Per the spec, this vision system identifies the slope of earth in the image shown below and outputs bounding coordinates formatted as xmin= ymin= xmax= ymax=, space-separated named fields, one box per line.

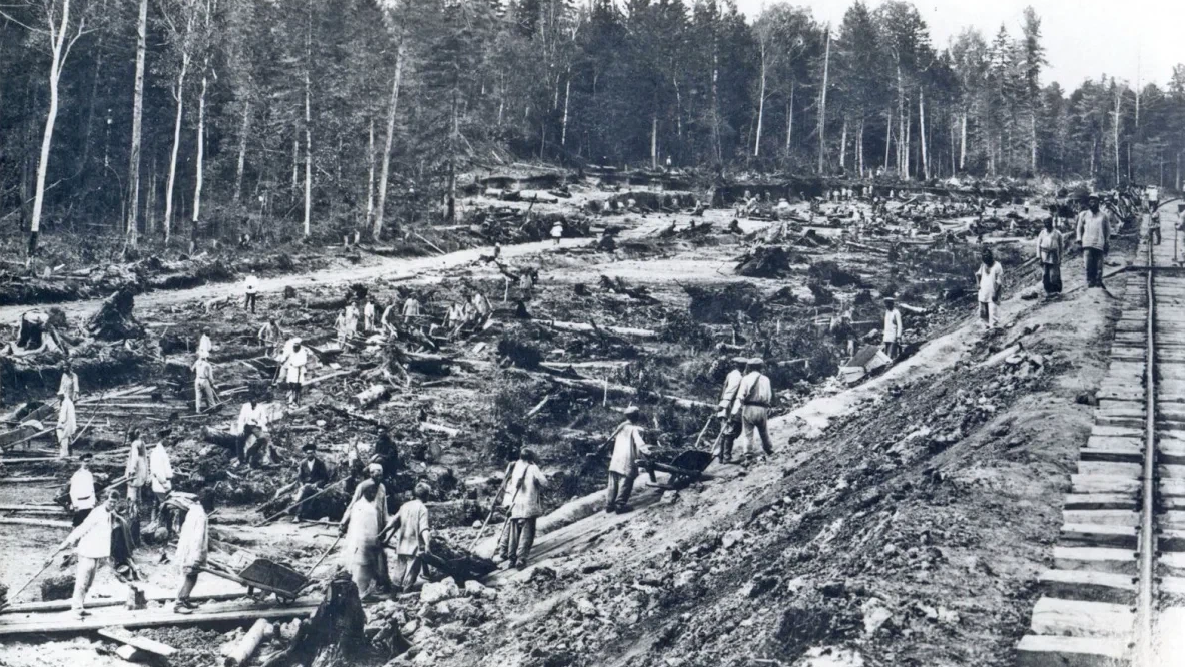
xmin=402 ymin=240 xmax=1133 ymax=667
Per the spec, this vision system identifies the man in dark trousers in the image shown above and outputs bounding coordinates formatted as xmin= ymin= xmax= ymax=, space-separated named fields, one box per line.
xmin=291 ymin=443 xmax=330 ymax=523
xmin=1075 ymin=193 xmax=1113 ymax=288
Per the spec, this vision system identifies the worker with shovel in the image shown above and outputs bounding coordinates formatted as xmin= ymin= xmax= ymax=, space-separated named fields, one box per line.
xmin=496 ymin=448 xmax=549 ymax=570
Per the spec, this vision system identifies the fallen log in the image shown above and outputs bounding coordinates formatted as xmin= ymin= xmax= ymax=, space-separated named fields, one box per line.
xmin=355 ymin=384 xmax=389 ymax=409
xmin=545 ymin=320 xmax=657 ymax=340
xmin=545 ymin=375 xmax=712 ymax=411
xmin=0 ymin=476 xmax=58 ymax=484
xmin=223 ymin=618 xmax=272 ymax=667
xmin=0 ymin=517 xmax=71 ymax=529
xmin=418 ymin=422 xmax=459 ymax=437
xmin=97 ymin=628 xmax=176 ymax=659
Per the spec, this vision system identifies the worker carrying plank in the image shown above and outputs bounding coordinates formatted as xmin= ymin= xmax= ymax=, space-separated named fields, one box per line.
xmin=496 ymin=448 xmax=549 ymax=570
xmin=732 ymin=358 xmax=773 ymax=463
xmin=606 ymin=407 xmax=649 ymax=514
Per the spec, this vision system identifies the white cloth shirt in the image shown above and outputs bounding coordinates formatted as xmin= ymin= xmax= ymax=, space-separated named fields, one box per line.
xmin=58 ymin=372 xmax=79 ymax=401
xmin=391 ymin=499 xmax=430 ymax=556
xmin=150 ymin=444 xmax=173 ymax=493
xmin=281 ymin=347 xmax=309 ymax=384
xmin=193 ymin=358 xmax=214 ymax=384
xmin=1076 ymin=210 xmax=1112 ymax=250
xmin=732 ymin=372 xmax=772 ymax=415
xmin=125 ymin=440 xmax=149 ymax=487
xmin=504 ymin=461 xmax=548 ymax=519
xmin=1036 ymin=229 xmax=1063 ymax=264
xmin=198 ymin=335 xmax=212 ymax=358
xmin=174 ymin=503 xmax=209 ymax=569
xmin=718 ymin=369 xmax=743 ymax=412
xmin=57 ymin=396 xmax=77 ymax=435
xmin=235 ymin=403 xmax=268 ymax=435
xmin=975 ymin=262 xmax=1004 ymax=303
xmin=69 ymin=468 xmax=96 ymax=510
xmin=882 ymin=308 xmax=904 ymax=343
xmin=609 ymin=423 xmax=648 ymax=476
xmin=244 ymin=275 xmax=258 ymax=294
xmin=65 ymin=505 xmax=112 ymax=560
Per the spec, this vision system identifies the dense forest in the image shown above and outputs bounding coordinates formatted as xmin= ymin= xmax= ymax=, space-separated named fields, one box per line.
xmin=1 ymin=0 xmax=1183 ymax=251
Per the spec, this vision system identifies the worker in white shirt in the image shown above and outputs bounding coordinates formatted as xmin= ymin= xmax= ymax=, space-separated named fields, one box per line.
xmin=197 ymin=329 xmax=212 ymax=359
xmin=715 ymin=355 xmax=745 ymax=464
xmin=279 ymin=338 xmax=310 ymax=405
xmin=57 ymin=392 xmax=77 ymax=458
xmin=496 ymin=448 xmax=549 ymax=569
xmin=344 ymin=301 xmax=360 ymax=335
xmin=124 ymin=429 xmax=148 ymax=541
xmin=401 ymin=295 xmax=421 ymax=320
xmin=882 ymin=296 xmax=904 ymax=359
xmin=192 ymin=356 xmax=217 ymax=413
xmin=974 ymin=248 xmax=1005 ymax=330
xmin=173 ymin=489 xmax=213 ymax=614
xmin=55 ymin=489 xmax=119 ymax=618
xmin=257 ymin=318 xmax=283 ymax=355
xmin=243 ymin=273 xmax=259 ymax=313
xmin=58 ymin=361 xmax=80 ymax=402
xmin=362 ymin=297 xmax=376 ymax=332
xmin=732 ymin=358 xmax=773 ymax=462
xmin=605 ymin=407 xmax=649 ymax=514
xmin=234 ymin=397 xmax=269 ymax=465
xmin=149 ymin=438 xmax=174 ymax=527
xmin=69 ymin=452 xmax=97 ymax=526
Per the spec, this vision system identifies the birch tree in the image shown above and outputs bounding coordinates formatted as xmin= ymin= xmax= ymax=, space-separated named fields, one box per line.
xmin=159 ymin=0 xmax=199 ymax=243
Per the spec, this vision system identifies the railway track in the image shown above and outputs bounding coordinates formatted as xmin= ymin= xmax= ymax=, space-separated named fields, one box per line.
xmin=1018 ymin=206 xmax=1185 ymax=666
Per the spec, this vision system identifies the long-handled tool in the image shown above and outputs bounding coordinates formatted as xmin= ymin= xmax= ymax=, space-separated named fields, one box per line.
xmin=469 ymin=465 xmax=512 ymax=551
xmin=304 ymin=533 xmax=343 ymax=579
xmin=0 ymin=555 xmax=58 ymax=612
xmin=690 ymin=414 xmax=715 ymax=450
xmin=491 ymin=478 xmax=524 ymax=557
xmin=253 ymin=479 xmax=345 ymax=527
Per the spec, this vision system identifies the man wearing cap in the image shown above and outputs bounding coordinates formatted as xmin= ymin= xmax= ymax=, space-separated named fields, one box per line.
xmin=715 ymin=356 xmax=745 ymax=464
xmin=1075 ymin=194 xmax=1113 ymax=288
xmin=497 ymin=448 xmax=549 ymax=569
xmin=382 ymin=482 xmax=432 ymax=591
xmin=173 ymin=489 xmax=213 ymax=614
xmin=291 ymin=444 xmax=330 ymax=523
xmin=882 ymin=296 xmax=904 ymax=359
xmin=55 ymin=489 xmax=119 ymax=618
xmin=69 ymin=453 xmax=97 ymax=526
xmin=732 ymin=359 xmax=773 ymax=461
xmin=606 ymin=407 xmax=649 ymax=514
xmin=279 ymin=339 xmax=310 ymax=406
xmin=1036 ymin=217 xmax=1064 ymax=296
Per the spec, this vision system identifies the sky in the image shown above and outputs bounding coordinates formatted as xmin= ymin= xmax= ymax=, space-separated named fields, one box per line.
xmin=734 ymin=0 xmax=1185 ymax=91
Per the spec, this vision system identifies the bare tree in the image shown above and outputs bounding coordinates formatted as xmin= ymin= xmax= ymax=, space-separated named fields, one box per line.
xmin=125 ymin=0 xmax=148 ymax=247
xmin=159 ymin=0 xmax=199 ymax=243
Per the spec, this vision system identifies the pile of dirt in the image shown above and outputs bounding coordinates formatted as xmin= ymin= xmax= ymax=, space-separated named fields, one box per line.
xmin=684 ymin=284 xmax=764 ymax=323
xmin=735 ymin=245 xmax=794 ymax=278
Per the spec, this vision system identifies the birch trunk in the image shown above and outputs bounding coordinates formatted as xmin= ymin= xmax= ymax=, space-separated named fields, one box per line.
xmin=232 ymin=101 xmax=249 ymax=204
xmin=883 ymin=106 xmax=892 ymax=172
xmin=125 ymin=0 xmax=148 ymax=245
xmin=374 ymin=44 xmax=404 ymax=240
xmin=753 ymin=43 xmax=765 ymax=157
xmin=918 ymin=89 xmax=928 ymax=180
xmin=303 ymin=75 xmax=312 ymax=237
xmin=192 ymin=70 xmax=208 ymax=231
xmin=365 ymin=119 xmax=375 ymax=230
xmin=817 ymin=26 xmax=830 ymax=174
xmin=650 ymin=113 xmax=657 ymax=170
xmin=857 ymin=118 xmax=864 ymax=176
xmin=784 ymin=81 xmax=794 ymax=154
xmin=959 ymin=111 xmax=967 ymax=172
xmin=838 ymin=118 xmax=847 ymax=170
xmin=163 ymin=53 xmax=189 ymax=244
xmin=560 ymin=74 xmax=571 ymax=146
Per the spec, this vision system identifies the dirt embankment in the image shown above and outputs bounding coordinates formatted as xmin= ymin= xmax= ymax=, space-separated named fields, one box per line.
xmin=394 ymin=243 xmax=1129 ymax=667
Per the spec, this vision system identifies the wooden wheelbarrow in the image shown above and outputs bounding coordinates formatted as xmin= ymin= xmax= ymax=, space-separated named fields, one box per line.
xmin=198 ymin=557 xmax=309 ymax=604
xmin=639 ymin=449 xmax=714 ymax=491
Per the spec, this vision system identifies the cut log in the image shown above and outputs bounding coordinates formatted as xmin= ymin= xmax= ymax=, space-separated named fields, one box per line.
xmin=545 ymin=320 xmax=657 ymax=340
xmin=418 ymin=422 xmax=459 ymax=437
xmin=97 ymin=628 xmax=176 ymax=658
xmin=202 ymin=427 xmax=240 ymax=450
xmin=306 ymin=297 xmax=347 ymax=311
xmin=224 ymin=618 xmax=272 ymax=667
xmin=355 ymin=385 xmax=389 ymax=409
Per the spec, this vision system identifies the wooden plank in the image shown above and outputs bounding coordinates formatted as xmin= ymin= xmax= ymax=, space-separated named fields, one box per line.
xmin=0 ymin=477 xmax=59 ymax=484
xmin=0 ymin=517 xmax=72 ymax=529
xmin=0 ymin=601 xmax=317 ymax=637
xmin=3 ymin=591 xmax=246 ymax=614
xmin=97 ymin=627 xmax=176 ymax=657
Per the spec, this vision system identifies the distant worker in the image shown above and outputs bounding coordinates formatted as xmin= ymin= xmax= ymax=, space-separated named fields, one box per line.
xmin=69 ymin=453 xmax=97 ymax=526
xmin=149 ymin=438 xmax=174 ymax=527
xmin=197 ymin=329 xmax=212 ymax=359
xmin=1036 ymin=217 xmax=1064 ymax=296
xmin=551 ymin=220 xmax=564 ymax=245
xmin=291 ymin=443 xmax=329 ymax=523
xmin=732 ymin=358 xmax=773 ymax=462
xmin=173 ymin=489 xmax=213 ymax=614
xmin=401 ymin=295 xmax=421 ymax=322
xmin=975 ymin=248 xmax=1004 ymax=330
xmin=382 ymin=481 xmax=432 ymax=591
xmin=715 ymin=355 xmax=745 ymax=464
xmin=54 ymin=489 xmax=118 ymax=618
xmin=243 ymin=273 xmax=259 ymax=314
xmin=58 ymin=361 xmax=80 ymax=402
xmin=606 ymin=406 xmax=649 ymax=514
xmin=278 ymin=338 xmax=310 ymax=406
xmin=125 ymin=429 xmax=148 ymax=541
xmin=56 ymin=391 xmax=77 ymax=458
xmin=497 ymin=448 xmax=549 ymax=569
xmin=257 ymin=317 xmax=283 ymax=354
xmin=234 ymin=397 xmax=269 ymax=466
xmin=882 ymin=296 xmax=904 ymax=359
xmin=1149 ymin=212 xmax=1162 ymax=246
xmin=362 ymin=297 xmax=376 ymax=332
xmin=192 ymin=355 xmax=217 ymax=413
xmin=1075 ymin=193 xmax=1112 ymax=289
xmin=335 ymin=310 xmax=351 ymax=346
